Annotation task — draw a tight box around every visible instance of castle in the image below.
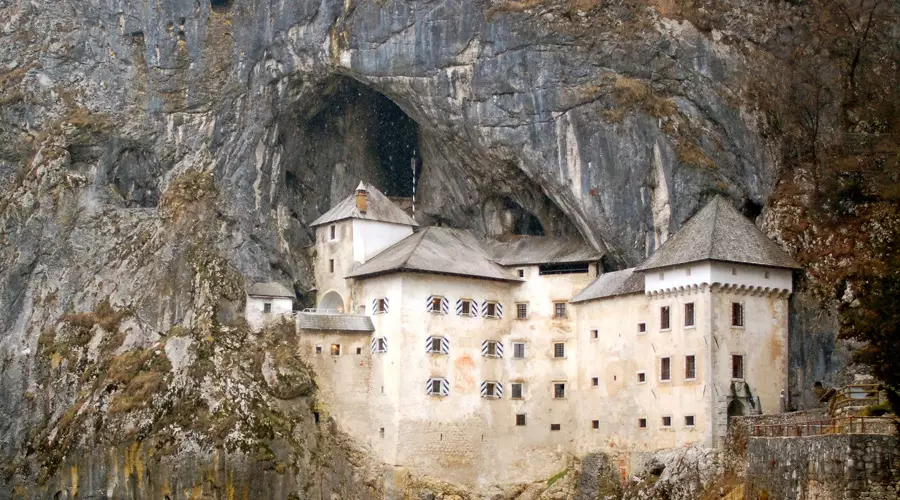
[246,182,799,487]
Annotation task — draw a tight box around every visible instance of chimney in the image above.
[355,181,368,214]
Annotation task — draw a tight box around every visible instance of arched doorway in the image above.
[727,399,746,418]
[318,290,345,313]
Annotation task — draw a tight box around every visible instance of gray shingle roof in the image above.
[297,313,375,332]
[635,196,801,271]
[247,282,295,298]
[310,181,418,227]
[346,227,518,282]
[570,268,645,303]
[483,236,603,266]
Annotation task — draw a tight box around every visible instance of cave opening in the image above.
[483,196,546,237]
[210,0,233,13]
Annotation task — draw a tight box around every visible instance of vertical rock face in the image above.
[3,0,887,495]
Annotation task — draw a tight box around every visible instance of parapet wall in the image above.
[745,434,900,500]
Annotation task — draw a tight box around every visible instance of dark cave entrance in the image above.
[372,89,418,198]
[483,196,546,237]
[210,0,233,13]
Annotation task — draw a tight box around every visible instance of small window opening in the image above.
[375,298,388,314]
[539,262,589,275]
[731,303,744,327]
[553,382,566,399]
[511,382,524,399]
[685,415,695,426]
[638,418,647,428]
[764,271,770,279]
[516,414,526,426]
[553,342,565,359]
[513,342,526,359]
[732,267,737,275]
[550,423,561,431]
[314,411,320,424]
[315,345,322,354]
[484,340,500,357]
[485,302,498,318]
[591,377,599,386]
[662,416,672,427]
[431,296,442,313]
[516,303,528,319]
[553,302,567,319]
[380,427,385,438]
[331,344,341,356]
[637,372,646,383]
[592,420,600,429]
[590,329,598,339]
[685,355,696,379]
[684,302,695,327]
[660,306,671,330]
[732,355,744,379]
[263,302,272,313]
[329,224,336,240]
[638,322,646,334]
[659,271,665,280]
[517,268,525,278]
[329,259,335,273]
[660,357,671,381]
[356,347,362,355]
[686,268,692,276]
[460,299,473,316]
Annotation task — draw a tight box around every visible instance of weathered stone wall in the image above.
[745,435,900,500]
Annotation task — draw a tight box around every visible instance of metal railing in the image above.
[300,308,344,314]
[751,416,898,438]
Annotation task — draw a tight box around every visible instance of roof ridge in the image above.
[397,227,430,270]
[706,197,721,261]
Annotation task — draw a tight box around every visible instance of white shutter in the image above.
[381,337,387,352]
[441,336,450,354]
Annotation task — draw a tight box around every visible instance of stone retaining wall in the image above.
[745,434,900,499]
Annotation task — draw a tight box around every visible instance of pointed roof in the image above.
[310,181,418,227]
[570,268,644,303]
[346,227,519,282]
[636,196,801,271]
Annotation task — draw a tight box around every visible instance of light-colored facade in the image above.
[247,186,800,486]
[245,282,295,330]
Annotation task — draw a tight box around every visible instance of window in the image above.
[329,259,335,273]
[662,416,672,427]
[481,381,502,399]
[329,224,336,240]
[426,336,449,354]
[660,306,671,330]
[483,301,502,319]
[638,418,647,428]
[516,414,526,426]
[331,344,341,356]
[427,295,448,314]
[482,340,503,358]
[550,424,561,431]
[371,337,387,353]
[732,267,737,275]
[732,355,744,379]
[638,322,646,334]
[660,357,671,381]
[684,302,695,327]
[592,420,600,429]
[659,272,665,280]
[637,372,646,383]
[516,303,528,319]
[373,298,389,314]
[553,342,565,359]
[685,415,695,427]
[553,382,566,399]
[513,342,526,359]
[457,299,475,316]
[553,302,567,319]
[511,382,524,399]
[517,268,525,278]
[426,377,449,396]
[356,347,362,355]
[685,355,696,380]
[591,377,599,387]
[764,271,770,279]
[686,268,692,276]
[315,345,322,354]
[263,302,272,313]
[539,262,588,275]
[590,329,598,340]
[732,302,744,327]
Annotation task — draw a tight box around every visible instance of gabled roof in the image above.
[247,282,295,298]
[636,196,801,271]
[483,235,603,266]
[570,268,645,303]
[310,181,418,227]
[297,313,374,332]
[346,227,518,282]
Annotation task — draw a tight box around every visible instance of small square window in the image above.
[685,415,695,427]
[516,303,528,319]
[263,302,272,313]
[732,302,744,327]
[315,345,322,354]
[660,357,671,381]
[662,416,672,427]
[590,329,598,339]
[660,306,671,330]
[516,414,526,426]
[550,423,561,431]
[511,382,524,399]
[373,337,387,353]
[591,377,599,386]
[764,271,770,279]
[482,381,500,398]
[685,355,696,379]
[485,302,498,318]
[375,298,388,314]
[553,302,567,319]
[638,418,647,428]
[430,379,442,395]
[513,342,526,359]
[732,355,744,379]
[484,340,500,357]
[329,224,336,240]
[517,269,525,278]
[460,300,473,316]
[331,344,341,356]
[380,427,385,437]
[329,259,335,273]
[553,383,566,399]
[553,342,565,359]
[431,296,443,312]
[638,322,646,334]
[356,347,362,355]
[592,420,600,429]
[684,302,695,327]
[637,372,646,383]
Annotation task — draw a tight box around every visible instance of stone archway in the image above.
[727,399,746,418]
[318,290,345,313]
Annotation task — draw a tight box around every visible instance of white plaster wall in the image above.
[644,261,792,295]
[351,219,414,263]
[314,221,355,311]
[246,296,293,330]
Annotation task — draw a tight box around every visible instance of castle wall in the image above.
[644,261,792,295]
[246,296,293,330]
[351,219,413,263]
[314,221,356,312]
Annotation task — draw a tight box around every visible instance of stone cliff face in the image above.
[1,0,897,497]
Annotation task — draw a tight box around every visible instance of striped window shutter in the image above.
[480,381,503,398]
[441,378,450,396]
[496,341,504,358]
[371,337,377,353]
[371,337,387,353]
[371,299,377,314]
[480,301,488,317]
[383,297,389,313]
[426,296,435,313]
[440,297,449,314]
[495,381,503,397]
[440,336,450,354]
[426,378,450,396]
[426,296,451,314]
[495,303,503,319]
[425,336,451,354]
[425,336,434,353]
[456,299,475,316]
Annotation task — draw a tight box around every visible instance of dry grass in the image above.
[158,170,218,221]
[676,140,717,169]
[614,76,677,118]
[106,346,172,414]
